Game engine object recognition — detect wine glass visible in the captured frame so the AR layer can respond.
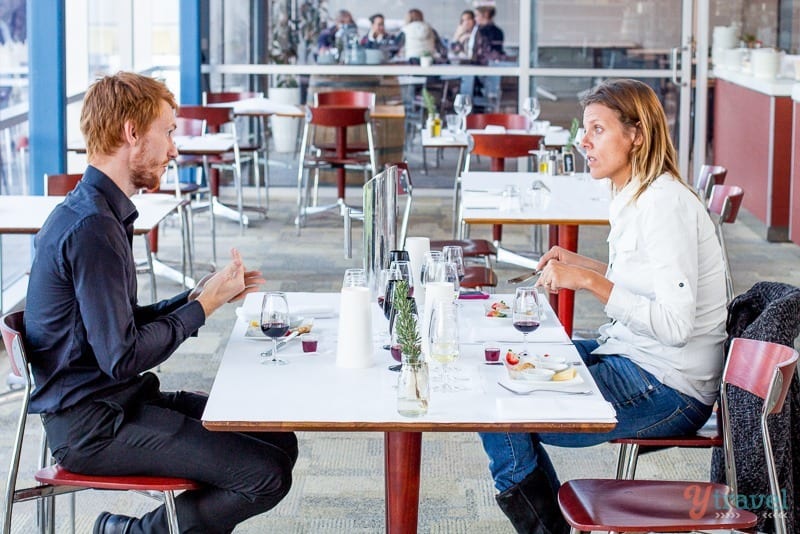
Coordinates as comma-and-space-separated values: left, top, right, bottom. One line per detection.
422, 258, 459, 301
512, 286, 542, 356
260, 292, 290, 365
420, 251, 443, 288
522, 96, 541, 132
428, 300, 462, 391
389, 260, 414, 297
453, 93, 472, 131
442, 246, 465, 282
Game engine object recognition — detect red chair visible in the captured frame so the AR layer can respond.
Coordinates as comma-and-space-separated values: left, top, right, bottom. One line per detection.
313, 90, 376, 156
1, 311, 200, 534
695, 164, 727, 202
460, 132, 543, 244
465, 113, 529, 131
296, 105, 376, 233
558, 338, 797, 533
203, 91, 270, 215
177, 105, 249, 231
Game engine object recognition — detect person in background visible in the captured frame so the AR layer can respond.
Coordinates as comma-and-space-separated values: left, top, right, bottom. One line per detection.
317, 9, 358, 53
24, 72, 298, 534
451, 9, 476, 59
360, 13, 393, 50
473, 5, 505, 64
395, 8, 447, 61
479, 79, 727, 533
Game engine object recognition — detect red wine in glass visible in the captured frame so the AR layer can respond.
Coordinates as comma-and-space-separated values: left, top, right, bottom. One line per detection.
261, 323, 289, 338
377, 295, 385, 308
512, 320, 540, 334
390, 344, 402, 362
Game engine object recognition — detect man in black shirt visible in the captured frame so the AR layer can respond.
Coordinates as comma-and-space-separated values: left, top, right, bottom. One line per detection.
25, 72, 297, 534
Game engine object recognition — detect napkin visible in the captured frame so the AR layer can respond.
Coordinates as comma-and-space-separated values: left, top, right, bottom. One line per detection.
496, 397, 616, 421
468, 325, 570, 344
484, 125, 506, 133
336, 287, 374, 368
497, 375, 588, 395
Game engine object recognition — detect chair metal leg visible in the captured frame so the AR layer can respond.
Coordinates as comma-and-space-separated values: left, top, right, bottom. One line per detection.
143, 234, 157, 303
163, 491, 180, 534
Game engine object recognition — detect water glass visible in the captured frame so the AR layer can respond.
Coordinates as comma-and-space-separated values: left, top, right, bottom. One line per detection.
343, 268, 367, 288
428, 300, 462, 391
453, 93, 472, 131
445, 113, 460, 134
522, 96, 541, 131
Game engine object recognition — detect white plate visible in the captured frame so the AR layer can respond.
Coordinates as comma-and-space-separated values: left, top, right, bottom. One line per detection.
244, 316, 306, 339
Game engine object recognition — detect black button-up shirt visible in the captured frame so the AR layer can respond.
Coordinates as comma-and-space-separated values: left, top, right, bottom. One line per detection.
25, 166, 205, 414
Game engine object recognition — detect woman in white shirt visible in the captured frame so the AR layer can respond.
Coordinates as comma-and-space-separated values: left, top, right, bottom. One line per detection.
480, 79, 727, 534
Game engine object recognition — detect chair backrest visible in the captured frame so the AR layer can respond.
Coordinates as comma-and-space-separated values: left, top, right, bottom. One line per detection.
696, 164, 727, 200
177, 105, 235, 133
708, 184, 744, 224
1, 311, 28, 384
306, 106, 371, 128
175, 117, 205, 137
466, 113, 528, 130
465, 132, 543, 172
44, 173, 82, 196
314, 90, 376, 109
720, 337, 798, 523
202, 91, 262, 105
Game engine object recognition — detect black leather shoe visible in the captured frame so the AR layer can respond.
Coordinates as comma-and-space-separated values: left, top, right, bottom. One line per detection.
93, 512, 136, 534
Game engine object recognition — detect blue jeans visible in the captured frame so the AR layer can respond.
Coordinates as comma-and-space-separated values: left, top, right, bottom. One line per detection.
479, 340, 713, 492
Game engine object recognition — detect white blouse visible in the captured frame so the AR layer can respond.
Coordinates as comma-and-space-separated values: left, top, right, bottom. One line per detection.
593, 174, 728, 404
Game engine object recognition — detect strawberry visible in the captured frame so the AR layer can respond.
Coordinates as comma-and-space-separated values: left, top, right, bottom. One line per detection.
505, 350, 520, 365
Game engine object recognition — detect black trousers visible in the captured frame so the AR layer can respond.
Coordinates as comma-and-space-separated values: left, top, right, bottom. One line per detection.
42, 373, 298, 534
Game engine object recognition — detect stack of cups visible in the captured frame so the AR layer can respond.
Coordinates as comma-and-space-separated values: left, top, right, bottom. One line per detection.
404, 237, 430, 305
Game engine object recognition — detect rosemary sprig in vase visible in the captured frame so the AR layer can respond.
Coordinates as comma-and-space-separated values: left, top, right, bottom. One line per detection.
393, 280, 421, 364
393, 280, 429, 416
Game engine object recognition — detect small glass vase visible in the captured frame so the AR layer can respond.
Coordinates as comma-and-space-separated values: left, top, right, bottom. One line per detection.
397, 356, 429, 417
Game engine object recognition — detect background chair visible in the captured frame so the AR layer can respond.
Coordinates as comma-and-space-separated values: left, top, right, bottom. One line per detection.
459, 132, 543, 248
695, 164, 727, 202
176, 105, 249, 230
203, 91, 270, 216
465, 113, 529, 131
1, 310, 200, 534
558, 337, 798, 533
707, 184, 744, 303
296, 105, 376, 234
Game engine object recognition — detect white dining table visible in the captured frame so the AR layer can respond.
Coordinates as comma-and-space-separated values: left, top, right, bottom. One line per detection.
460, 172, 612, 337
202, 291, 616, 534
0, 193, 192, 311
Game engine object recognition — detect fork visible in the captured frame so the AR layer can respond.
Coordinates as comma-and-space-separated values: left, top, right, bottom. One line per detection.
498, 382, 592, 396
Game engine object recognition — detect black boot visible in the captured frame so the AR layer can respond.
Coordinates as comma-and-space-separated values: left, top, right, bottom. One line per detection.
495, 467, 570, 534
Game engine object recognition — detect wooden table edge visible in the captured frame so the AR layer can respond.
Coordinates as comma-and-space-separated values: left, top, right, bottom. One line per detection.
202, 421, 617, 433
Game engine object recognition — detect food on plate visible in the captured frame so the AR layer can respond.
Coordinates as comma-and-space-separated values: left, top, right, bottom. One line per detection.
486, 300, 510, 318
505, 349, 521, 365
551, 366, 578, 382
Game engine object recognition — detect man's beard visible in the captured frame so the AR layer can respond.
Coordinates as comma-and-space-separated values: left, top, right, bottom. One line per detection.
129, 140, 165, 191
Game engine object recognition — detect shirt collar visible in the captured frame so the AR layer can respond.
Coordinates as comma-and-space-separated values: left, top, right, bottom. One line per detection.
81, 166, 139, 226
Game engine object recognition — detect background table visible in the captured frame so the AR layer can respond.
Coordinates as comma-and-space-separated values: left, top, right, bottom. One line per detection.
460, 172, 611, 336
202, 292, 616, 533
0, 193, 190, 310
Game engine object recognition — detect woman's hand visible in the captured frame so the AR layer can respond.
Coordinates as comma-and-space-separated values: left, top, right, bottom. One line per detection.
536, 260, 613, 304
537, 246, 608, 275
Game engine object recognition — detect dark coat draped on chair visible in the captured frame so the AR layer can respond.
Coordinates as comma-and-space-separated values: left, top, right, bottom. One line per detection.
711, 281, 800, 532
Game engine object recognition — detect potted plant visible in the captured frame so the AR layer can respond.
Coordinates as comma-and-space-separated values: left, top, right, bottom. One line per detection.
393, 280, 429, 416
421, 88, 441, 136
419, 50, 434, 68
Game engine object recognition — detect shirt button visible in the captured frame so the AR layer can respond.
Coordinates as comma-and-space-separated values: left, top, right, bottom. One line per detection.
678, 282, 684, 288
